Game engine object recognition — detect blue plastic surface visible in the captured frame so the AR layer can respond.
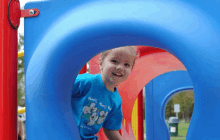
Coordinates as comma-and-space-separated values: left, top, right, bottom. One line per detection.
24, 0, 220, 139
145, 71, 193, 140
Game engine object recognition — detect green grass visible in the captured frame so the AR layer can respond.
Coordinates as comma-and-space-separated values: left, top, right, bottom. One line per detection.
177, 123, 189, 137
171, 138, 185, 140
144, 122, 189, 140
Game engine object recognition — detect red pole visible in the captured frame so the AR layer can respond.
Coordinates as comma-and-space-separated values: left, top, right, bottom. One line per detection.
138, 90, 144, 140
79, 64, 87, 74
0, 0, 19, 139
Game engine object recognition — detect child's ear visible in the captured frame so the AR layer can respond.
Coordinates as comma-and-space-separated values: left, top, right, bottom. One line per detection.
99, 58, 103, 70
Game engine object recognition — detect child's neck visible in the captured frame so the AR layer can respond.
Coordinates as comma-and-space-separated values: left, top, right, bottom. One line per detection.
101, 75, 116, 92
104, 83, 116, 92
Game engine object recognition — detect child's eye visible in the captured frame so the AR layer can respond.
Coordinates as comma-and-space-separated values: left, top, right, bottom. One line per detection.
125, 63, 130, 67
111, 60, 117, 63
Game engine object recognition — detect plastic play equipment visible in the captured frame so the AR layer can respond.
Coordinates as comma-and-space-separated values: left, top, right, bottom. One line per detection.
18, 51, 24, 57
24, 0, 219, 139
89, 46, 187, 140
145, 70, 193, 140
1, 0, 219, 139
18, 107, 26, 114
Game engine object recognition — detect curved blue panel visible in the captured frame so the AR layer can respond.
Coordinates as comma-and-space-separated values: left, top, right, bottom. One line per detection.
24, 0, 220, 139
145, 71, 193, 140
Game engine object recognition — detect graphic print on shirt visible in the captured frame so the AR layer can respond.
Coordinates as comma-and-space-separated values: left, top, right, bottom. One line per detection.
82, 102, 97, 115
97, 111, 108, 124
80, 96, 110, 128
87, 112, 99, 126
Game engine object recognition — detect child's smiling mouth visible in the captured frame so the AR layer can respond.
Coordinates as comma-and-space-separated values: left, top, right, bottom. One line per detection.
112, 72, 123, 77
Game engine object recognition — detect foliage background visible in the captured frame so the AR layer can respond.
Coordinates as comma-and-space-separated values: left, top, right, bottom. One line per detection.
143, 90, 194, 121
18, 34, 25, 106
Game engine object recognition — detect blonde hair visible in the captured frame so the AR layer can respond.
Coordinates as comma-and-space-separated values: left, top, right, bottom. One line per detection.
100, 46, 139, 67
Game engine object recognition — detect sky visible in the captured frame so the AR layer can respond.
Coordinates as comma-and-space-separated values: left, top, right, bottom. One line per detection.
18, 0, 41, 35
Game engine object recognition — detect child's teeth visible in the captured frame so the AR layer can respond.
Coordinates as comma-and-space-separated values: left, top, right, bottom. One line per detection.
113, 73, 122, 76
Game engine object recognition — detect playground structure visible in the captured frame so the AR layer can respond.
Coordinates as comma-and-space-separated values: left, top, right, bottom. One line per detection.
144, 70, 193, 140
18, 46, 192, 140
18, 46, 193, 140
1, 0, 220, 140
17, 45, 192, 140
89, 46, 189, 140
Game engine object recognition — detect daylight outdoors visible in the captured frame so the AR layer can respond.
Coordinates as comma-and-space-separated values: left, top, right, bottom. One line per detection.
18, 33, 194, 139
16, 1, 194, 139
143, 90, 194, 140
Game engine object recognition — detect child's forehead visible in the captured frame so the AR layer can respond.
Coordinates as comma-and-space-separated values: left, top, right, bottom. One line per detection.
108, 48, 136, 60
111, 47, 134, 55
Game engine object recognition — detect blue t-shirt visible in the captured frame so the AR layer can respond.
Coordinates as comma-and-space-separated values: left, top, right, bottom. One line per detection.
71, 74, 123, 140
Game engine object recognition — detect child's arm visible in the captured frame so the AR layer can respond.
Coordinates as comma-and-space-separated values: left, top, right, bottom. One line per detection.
72, 74, 91, 96
103, 128, 123, 140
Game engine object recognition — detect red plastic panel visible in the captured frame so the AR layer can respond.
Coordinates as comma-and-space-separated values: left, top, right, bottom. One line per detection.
89, 54, 101, 74
138, 90, 144, 140
137, 46, 166, 57
118, 52, 186, 122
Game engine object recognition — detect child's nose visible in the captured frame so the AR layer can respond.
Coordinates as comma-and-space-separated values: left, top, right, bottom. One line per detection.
116, 64, 124, 71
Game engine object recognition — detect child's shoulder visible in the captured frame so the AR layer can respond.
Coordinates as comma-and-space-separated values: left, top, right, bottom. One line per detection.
76, 73, 100, 81
114, 89, 122, 103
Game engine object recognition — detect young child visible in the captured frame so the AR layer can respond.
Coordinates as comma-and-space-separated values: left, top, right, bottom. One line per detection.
71, 46, 137, 140
18, 116, 24, 140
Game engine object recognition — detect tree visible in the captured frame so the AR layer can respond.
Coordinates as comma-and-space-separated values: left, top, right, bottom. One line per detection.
165, 98, 175, 119
172, 91, 194, 121
18, 34, 25, 106
165, 91, 194, 121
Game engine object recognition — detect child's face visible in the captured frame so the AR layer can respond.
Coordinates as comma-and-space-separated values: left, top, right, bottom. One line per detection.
99, 47, 136, 91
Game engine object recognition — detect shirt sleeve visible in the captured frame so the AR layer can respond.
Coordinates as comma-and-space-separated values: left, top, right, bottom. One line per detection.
72, 74, 91, 97
102, 104, 123, 130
